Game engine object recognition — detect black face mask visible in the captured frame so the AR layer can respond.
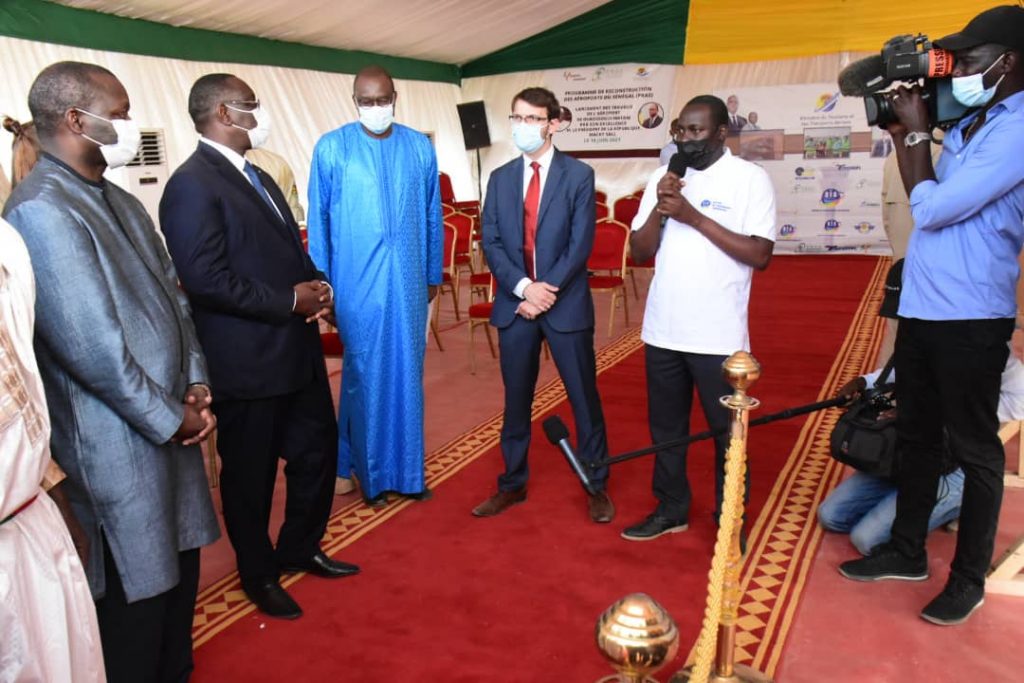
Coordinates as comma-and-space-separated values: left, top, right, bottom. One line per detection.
678, 139, 717, 170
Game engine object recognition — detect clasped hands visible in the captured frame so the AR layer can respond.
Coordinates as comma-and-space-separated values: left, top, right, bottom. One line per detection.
516, 281, 559, 320
294, 280, 335, 325
173, 384, 216, 446
655, 172, 700, 226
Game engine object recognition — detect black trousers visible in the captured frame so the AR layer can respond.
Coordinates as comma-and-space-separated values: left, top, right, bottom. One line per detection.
214, 363, 337, 589
645, 344, 749, 522
496, 316, 610, 492
94, 536, 199, 683
890, 317, 1012, 586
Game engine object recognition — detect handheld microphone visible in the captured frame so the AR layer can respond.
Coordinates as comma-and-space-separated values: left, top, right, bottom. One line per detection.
542, 416, 596, 495
659, 151, 688, 227
837, 55, 889, 96
667, 150, 688, 177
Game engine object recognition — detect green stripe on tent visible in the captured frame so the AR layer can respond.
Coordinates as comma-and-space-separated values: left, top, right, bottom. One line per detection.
462, 0, 688, 78
0, 0, 461, 84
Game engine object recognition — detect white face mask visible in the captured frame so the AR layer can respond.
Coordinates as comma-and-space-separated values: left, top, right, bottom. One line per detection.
76, 109, 142, 169
358, 104, 395, 134
226, 104, 272, 149
512, 122, 546, 154
952, 53, 1006, 108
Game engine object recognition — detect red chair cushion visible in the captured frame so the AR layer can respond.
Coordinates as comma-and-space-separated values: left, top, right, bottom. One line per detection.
320, 332, 344, 357
588, 275, 624, 289
468, 302, 493, 318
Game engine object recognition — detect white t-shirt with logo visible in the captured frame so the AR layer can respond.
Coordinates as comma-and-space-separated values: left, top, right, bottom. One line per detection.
632, 149, 776, 355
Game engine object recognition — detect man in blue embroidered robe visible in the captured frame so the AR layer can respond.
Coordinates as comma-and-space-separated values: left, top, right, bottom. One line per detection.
308, 65, 442, 506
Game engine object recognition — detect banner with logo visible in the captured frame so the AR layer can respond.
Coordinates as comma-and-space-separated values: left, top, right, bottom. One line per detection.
713, 84, 890, 255
544, 64, 676, 151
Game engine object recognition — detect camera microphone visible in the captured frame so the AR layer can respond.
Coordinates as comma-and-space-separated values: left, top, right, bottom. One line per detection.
542, 416, 596, 495
838, 55, 889, 96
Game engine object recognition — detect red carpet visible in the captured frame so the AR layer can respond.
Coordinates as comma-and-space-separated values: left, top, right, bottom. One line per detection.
191, 255, 884, 681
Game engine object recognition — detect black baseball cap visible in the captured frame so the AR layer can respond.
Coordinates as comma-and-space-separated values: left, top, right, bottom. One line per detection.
935, 5, 1024, 52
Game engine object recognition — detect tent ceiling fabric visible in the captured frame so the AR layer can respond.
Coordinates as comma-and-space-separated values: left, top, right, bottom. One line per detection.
54, 0, 612, 64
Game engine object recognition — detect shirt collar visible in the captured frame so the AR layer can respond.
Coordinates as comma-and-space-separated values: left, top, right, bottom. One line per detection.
200, 137, 247, 173
522, 144, 556, 170
40, 152, 105, 188
957, 90, 1024, 132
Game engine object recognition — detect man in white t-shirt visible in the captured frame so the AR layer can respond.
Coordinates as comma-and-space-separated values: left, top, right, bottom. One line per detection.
622, 95, 777, 541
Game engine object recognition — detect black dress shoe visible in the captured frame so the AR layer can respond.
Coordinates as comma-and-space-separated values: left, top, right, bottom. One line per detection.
244, 580, 302, 620
363, 492, 388, 509
621, 513, 689, 541
402, 487, 433, 501
281, 551, 361, 579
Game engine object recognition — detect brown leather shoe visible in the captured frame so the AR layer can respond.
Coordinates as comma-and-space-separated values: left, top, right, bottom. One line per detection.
588, 490, 615, 523
472, 489, 526, 517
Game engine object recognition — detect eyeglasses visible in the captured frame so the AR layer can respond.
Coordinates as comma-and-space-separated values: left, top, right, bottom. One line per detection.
224, 99, 260, 112
508, 114, 549, 125
354, 95, 395, 108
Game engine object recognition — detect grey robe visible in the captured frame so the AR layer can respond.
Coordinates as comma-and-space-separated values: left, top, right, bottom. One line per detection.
3, 155, 220, 602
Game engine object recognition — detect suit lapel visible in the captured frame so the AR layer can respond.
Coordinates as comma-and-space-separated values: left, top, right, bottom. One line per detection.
537, 150, 565, 230
198, 144, 285, 229
511, 156, 525, 235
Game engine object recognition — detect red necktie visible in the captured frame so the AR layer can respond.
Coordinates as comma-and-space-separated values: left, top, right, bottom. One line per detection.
523, 161, 541, 279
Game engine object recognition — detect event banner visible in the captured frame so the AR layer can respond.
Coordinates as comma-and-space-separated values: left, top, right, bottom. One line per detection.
544, 64, 676, 151
713, 84, 891, 255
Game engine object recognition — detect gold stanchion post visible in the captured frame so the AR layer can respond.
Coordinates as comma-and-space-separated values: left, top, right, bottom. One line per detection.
673, 351, 772, 683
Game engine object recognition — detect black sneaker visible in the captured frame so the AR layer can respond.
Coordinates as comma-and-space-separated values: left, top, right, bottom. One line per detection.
920, 576, 985, 626
621, 514, 689, 541
838, 542, 928, 582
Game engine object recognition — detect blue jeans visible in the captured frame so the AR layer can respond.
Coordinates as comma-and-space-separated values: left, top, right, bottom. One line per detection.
818, 469, 964, 555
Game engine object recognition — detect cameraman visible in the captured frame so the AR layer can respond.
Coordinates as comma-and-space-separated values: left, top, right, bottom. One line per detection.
838, 5, 1024, 626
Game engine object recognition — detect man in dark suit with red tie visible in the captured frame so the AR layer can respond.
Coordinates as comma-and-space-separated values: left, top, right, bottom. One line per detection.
159, 74, 359, 621
472, 87, 614, 523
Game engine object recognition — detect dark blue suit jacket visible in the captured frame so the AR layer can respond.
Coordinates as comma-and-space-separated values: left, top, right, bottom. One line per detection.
482, 149, 596, 333
159, 143, 324, 400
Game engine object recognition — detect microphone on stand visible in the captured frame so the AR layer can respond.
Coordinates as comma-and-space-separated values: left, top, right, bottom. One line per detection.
542, 416, 596, 495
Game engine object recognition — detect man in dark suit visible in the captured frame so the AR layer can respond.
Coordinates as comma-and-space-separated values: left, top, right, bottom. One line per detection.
641, 102, 664, 129
159, 74, 359, 621
472, 87, 614, 523
726, 94, 747, 134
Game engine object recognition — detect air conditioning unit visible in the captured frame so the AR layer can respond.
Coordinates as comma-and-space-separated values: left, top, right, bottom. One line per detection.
104, 128, 169, 232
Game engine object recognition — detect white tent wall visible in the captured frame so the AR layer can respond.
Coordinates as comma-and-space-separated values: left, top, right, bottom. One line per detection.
0, 37, 871, 212
0, 36, 476, 210
461, 51, 869, 207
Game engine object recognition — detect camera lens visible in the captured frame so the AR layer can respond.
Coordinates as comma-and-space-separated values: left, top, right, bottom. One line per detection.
864, 93, 894, 128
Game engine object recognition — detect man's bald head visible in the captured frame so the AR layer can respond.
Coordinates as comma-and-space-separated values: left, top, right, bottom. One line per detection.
28, 61, 117, 142
353, 65, 395, 94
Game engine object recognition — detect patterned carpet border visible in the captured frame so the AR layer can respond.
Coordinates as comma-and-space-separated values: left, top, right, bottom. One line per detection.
191, 326, 645, 648
726, 256, 889, 675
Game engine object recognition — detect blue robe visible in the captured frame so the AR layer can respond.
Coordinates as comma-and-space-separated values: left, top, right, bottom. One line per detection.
308, 123, 442, 497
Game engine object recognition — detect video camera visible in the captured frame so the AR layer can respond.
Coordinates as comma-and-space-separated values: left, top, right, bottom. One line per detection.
838, 34, 971, 129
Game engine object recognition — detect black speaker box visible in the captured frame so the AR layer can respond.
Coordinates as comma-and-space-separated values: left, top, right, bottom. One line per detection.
456, 101, 491, 150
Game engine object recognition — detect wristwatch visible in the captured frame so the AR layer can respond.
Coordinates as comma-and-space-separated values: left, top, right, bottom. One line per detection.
904, 131, 932, 148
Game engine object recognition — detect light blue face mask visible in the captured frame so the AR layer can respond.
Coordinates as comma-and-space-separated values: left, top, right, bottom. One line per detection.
952, 53, 1006, 108
512, 122, 546, 154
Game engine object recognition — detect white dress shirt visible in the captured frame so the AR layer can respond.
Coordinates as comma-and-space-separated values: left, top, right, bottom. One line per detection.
514, 144, 556, 299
